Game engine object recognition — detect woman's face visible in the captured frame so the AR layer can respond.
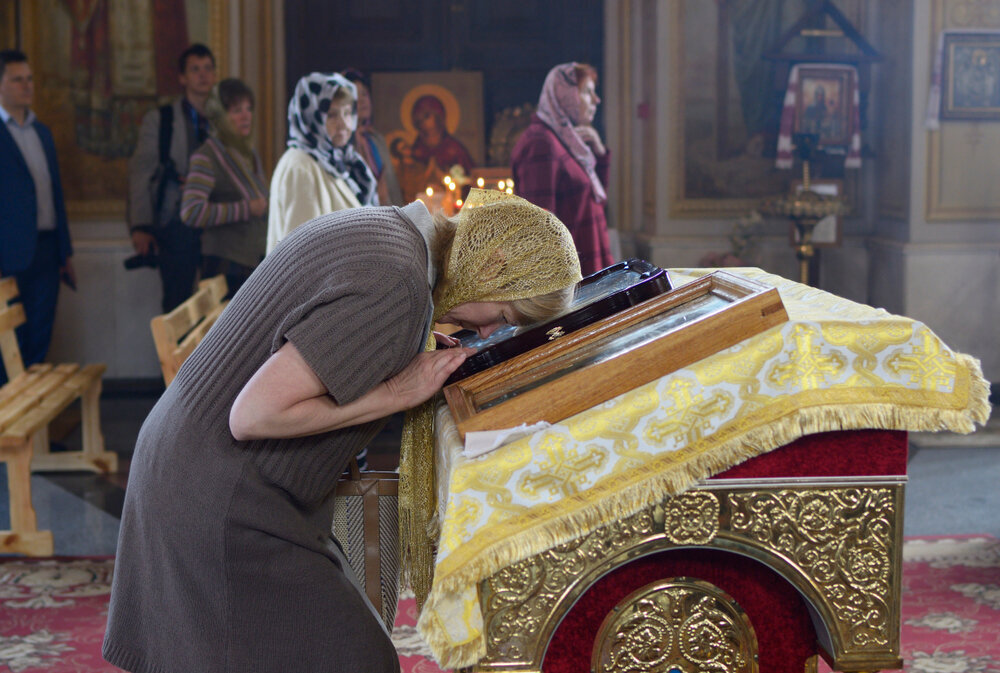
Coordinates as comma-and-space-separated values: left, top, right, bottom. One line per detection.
577, 75, 600, 124
438, 301, 517, 339
354, 82, 372, 124
324, 98, 357, 148
226, 98, 253, 137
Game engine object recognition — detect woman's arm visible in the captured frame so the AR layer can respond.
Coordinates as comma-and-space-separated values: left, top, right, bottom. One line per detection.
229, 340, 473, 441
180, 149, 251, 229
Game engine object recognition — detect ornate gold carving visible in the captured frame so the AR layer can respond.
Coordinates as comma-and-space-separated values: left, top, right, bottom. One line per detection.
476, 482, 901, 673
480, 509, 656, 664
592, 579, 759, 673
664, 491, 719, 545
949, 0, 1000, 27
727, 488, 896, 652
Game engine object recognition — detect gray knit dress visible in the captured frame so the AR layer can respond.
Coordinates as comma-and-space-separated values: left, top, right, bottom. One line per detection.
103, 202, 435, 673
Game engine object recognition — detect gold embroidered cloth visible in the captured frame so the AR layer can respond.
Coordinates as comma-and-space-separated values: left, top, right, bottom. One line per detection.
416, 268, 991, 668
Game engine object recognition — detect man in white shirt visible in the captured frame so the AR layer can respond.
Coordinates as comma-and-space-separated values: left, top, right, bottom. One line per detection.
0, 49, 74, 383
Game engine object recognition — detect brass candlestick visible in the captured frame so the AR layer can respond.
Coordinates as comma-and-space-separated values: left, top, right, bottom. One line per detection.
762, 137, 847, 285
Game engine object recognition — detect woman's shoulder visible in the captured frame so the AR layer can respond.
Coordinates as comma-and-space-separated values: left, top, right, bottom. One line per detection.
512, 119, 562, 158
190, 136, 225, 161
276, 147, 314, 165
273, 148, 322, 178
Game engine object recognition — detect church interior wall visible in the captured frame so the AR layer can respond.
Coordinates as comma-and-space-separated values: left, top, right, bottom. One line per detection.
609, 0, 998, 383
48, 220, 162, 378
43, 1, 286, 379
903, 1, 1000, 380
13, 0, 1000, 384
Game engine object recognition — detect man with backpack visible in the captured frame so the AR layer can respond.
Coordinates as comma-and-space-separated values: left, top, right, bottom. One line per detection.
128, 43, 216, 312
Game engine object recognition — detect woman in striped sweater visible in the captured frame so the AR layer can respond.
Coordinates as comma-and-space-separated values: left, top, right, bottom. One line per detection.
181, 78, 268, 297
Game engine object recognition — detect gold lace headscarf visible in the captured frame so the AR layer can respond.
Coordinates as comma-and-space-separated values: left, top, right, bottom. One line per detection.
400, 188, 581, 608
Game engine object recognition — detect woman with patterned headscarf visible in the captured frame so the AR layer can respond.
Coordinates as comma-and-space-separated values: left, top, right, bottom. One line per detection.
104, 188, 580, 673
511, 62, 615, 275
266, 72, 377, 253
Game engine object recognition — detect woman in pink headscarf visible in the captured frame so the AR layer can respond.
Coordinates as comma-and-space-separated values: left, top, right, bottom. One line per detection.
511, 62, 615, 275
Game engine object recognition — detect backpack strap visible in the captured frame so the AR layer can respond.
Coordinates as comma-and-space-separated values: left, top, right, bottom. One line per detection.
151, 104, 178, 225
158, 103, 173, 166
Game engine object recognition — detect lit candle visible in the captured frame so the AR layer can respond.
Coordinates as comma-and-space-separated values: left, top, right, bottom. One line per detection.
476, 177, 485, 188
455, 199, 463, 207
425, 186, 434, 197
443, 175, 452, 185
448, 182, 456, 191
505, 187, 513, 194
497, 180, 505, 190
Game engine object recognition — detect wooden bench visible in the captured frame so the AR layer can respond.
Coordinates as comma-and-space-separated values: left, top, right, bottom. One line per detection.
150, 275, 228, 386
1, 277, 114, 556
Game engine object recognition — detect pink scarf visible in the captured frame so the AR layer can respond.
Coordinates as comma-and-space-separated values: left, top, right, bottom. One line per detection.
535, 62, 607, 203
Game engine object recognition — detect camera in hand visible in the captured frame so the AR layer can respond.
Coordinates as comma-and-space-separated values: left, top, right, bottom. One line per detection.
123, 253, 159, 270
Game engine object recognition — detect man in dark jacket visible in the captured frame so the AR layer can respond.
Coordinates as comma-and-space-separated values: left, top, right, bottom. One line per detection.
0, 49, 74, 383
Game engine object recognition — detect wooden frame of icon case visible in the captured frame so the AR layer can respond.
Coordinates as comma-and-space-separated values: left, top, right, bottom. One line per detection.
444, 271, 789, 439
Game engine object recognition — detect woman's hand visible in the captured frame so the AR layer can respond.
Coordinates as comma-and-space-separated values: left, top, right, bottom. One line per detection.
574, 125, 606, 156
249, 197, 268, 217
433, 330, 462, 348
384, 348, 475, 410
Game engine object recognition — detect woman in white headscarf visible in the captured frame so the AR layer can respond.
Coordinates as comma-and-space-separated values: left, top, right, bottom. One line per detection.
266, 72, 377, 253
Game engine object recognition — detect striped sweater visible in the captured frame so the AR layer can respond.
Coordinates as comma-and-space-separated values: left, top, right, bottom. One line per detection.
181, 137, 268, 268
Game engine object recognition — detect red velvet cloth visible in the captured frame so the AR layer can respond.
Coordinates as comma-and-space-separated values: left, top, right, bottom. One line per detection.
540, 430, 908, 672
713, 429, 908, 479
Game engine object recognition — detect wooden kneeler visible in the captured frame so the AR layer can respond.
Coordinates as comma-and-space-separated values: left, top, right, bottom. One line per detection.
150, 275, 228, 386
0, 277, 113, 555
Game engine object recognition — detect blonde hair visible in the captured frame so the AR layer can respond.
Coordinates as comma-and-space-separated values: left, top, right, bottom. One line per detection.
511, 285, 575, 324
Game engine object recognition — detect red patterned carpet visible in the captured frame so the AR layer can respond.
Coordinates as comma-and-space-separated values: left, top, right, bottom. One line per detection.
1, 537, 998, 672
890, 535, 1000, 673
0, 557, 117, 673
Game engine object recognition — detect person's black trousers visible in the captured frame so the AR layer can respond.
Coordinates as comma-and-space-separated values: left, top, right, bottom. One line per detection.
155, 220, 201, 312
2, 230, 61, 385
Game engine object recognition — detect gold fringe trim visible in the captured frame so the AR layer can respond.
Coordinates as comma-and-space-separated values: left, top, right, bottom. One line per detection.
416, 602, 487, 671
957, 353, 992, 426
421, 355, 991, 668
399, 397, 438, 610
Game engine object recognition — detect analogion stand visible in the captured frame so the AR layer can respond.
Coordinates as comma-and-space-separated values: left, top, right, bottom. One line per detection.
422, 268, 989, 673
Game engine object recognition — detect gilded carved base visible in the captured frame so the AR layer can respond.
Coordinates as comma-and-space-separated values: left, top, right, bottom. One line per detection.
592, 578, 759, 673
474, 478, 904, 673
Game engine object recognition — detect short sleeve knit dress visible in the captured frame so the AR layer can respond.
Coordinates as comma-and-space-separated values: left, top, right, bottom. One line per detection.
103, 202, 435, 673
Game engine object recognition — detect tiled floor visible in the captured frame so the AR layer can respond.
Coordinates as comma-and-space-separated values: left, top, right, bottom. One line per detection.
0, 388, 997, 556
